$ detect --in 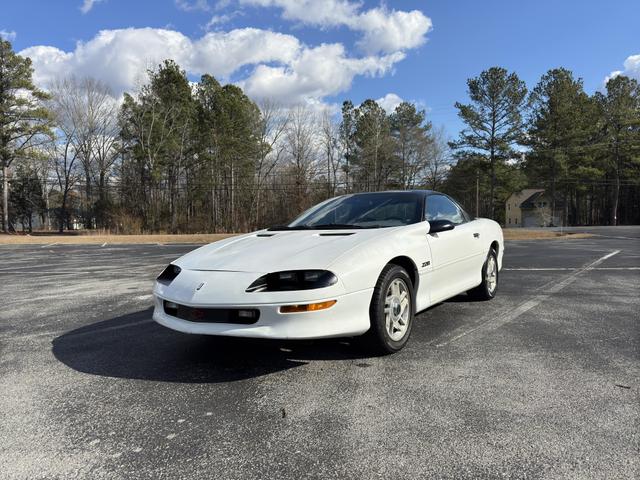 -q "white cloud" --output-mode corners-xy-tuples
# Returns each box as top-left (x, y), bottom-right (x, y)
(80, 0), (105, 14)
(22, 29), (193, 94)
(605, 54), (640, 84)
(240, 44), (403, 104)
(20, 27), (405, 106)
(355, 8), (431, 54)
(192, 28), (301, 75)
(241, 0), (359, 27)
(19, 46), (73, 85)
(376, 93), (403, 113)
(206, 14), (232, 29)
(175, 0), (212, 12)
(239, 0), (432, 53)
(0, 29), (17, 41)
